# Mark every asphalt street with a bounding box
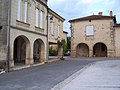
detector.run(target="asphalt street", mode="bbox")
[0,58,94,90]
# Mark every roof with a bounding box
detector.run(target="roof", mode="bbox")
[114,24,120,27]
[69,15,115,22]
[48,8,65,21]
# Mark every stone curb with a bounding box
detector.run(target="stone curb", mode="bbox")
[50,62,96,90]
[47,59,61,63]
[13,62,45,71]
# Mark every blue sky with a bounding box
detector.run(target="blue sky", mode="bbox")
[48,0,120,36]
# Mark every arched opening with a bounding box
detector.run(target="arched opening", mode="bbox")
[93,43,107,57]
[13,36,30,65]
[33,39,44,63]
[76,43,89,57]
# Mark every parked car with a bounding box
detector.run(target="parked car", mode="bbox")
[64,51,70,56]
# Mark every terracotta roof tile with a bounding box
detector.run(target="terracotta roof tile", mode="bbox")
[69,15,115,22]
[114,24,120,27]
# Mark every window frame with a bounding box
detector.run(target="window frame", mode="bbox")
[51,22,54,35]
[40,10,44,28]
[58,25,60,37]
[18,0,22,20]
[35,8,39,27]
[24,1,28,23]
[86,25,94,36]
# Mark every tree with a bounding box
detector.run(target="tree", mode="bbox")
[67,37,71,50]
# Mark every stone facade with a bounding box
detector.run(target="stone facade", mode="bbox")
[48,8,65,57]
[0,0,66,70]
[63,31,68,42]
[114,25,120,57]
[0,0,9,62]
[69,12,120,57]
[0,0,48,70]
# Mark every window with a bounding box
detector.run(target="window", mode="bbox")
[35,8,39,27]
[58,25,60,36]
[86,26,94,36]
[24,2,28,23]
[0,26,2,33]
[51,23,54,35]
[40,11,43,28]
[18,0,22,20]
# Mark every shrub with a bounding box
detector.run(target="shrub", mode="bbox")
[0,61,6,70]
[49,47,58,56]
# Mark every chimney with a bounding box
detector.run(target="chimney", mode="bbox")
[110,11,113,16]
[98,12,102,16]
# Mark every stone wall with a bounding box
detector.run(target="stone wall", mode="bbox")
[71,19,115,57]
[0,0,9,61]
[115,27,120,57]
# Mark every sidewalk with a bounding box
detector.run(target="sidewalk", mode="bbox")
[52,60,120,90]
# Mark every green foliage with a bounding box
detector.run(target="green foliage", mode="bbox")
[62,39,67,54]
[49,47,58,56]
[67,37,71,50]
[57,40,62,46]
[0,61,6,70]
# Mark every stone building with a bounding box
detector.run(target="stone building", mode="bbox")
[0,0,66,70]
[48,8,65,57]
[0,0,48,70]
[63,31,68,42]
[69,11,120,57]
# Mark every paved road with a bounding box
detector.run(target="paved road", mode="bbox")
[0,58,94,90]
[61,60,120,90]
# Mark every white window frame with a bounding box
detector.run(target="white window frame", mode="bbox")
[58,25,60,37]
[86,25,94,36]
[51,22,54,35]
[35,8,39,27]
[24,1,28,23]
[18,0,22,20]
[40,11,43,28]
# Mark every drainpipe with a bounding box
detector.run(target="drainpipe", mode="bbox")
[7,0,11,72]
[46,6,49,62]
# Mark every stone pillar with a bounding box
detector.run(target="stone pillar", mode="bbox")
[89,49,93,57]
[10,44,14,68]
[26,44,34,65]
[58,46,63,59]
[107,50,115,57]
[30,43,34,64]
[71,50,76,58]
[40,43,45,63]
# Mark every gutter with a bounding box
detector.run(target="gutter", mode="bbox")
[46,6,49,62]
[7,0,11,72]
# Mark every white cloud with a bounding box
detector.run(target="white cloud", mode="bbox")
[48,0,65,6]
[77,0,103,5]
[48,0,120,36]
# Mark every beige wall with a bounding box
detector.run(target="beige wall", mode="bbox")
[63,32,67,42]
[48,9,65,57]
[115,27,120,57]
[48,9,64,44]
[11,0,47,35]
[9,0,48,67]
[71,19,115,57]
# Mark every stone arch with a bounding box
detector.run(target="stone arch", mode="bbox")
[13,35,30,65]
[93,42,107,57]
[33,39,45,63]
[76,43,89,57]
